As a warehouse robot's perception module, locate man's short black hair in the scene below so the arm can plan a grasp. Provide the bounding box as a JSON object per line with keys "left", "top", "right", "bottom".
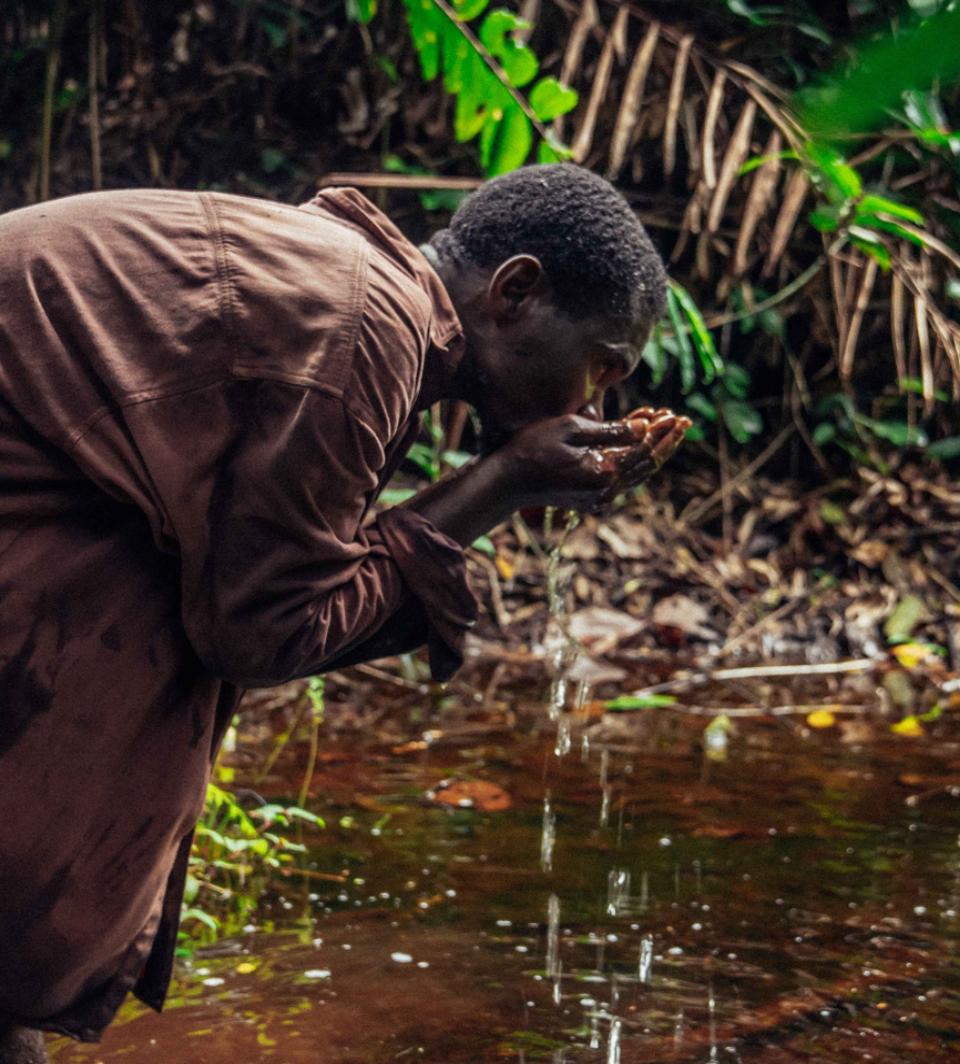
{"left": 430, "top": 163, "right": 667, "bottom": 324}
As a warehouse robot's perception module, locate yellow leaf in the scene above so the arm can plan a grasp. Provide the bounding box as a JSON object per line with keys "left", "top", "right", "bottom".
{"left": 236, "top": 962, "right": 257, "bottom": 974}
{"left": 891, "top": 715, "right": 924, "bottom": 737}
{"left": 891, "top": 642, "right": 931, "bottom": 669}
{"left": 806, "top": 709, "right": 837, "bottom": 728}
{"left": 495, "top": 556, "right": 515, "bottom": 581}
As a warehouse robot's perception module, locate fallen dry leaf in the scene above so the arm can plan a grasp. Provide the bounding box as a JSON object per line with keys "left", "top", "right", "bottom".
{"left": 425, "top": 778, "right": 512, "bottom": 812}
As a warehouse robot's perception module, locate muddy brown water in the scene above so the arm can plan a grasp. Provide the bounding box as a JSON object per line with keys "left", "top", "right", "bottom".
{"left": 51, "top": 676, "right": 960, "bottom": 1063}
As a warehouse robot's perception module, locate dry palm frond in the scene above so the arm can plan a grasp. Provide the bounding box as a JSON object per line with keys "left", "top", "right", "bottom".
{"left": 536, "top": 0, "right": 960, "bottom": 394}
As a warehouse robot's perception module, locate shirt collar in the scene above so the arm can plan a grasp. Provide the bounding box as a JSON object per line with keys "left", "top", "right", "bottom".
{"left": 301, "top": 187, "right": 464, "bottom": 408}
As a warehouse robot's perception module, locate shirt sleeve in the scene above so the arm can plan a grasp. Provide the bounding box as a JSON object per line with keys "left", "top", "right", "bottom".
{"left": 73, "top": 379, "right": 476, "bottom": 687}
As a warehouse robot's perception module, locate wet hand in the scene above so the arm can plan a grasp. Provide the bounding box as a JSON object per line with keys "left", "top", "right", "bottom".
{"left": 498, "top": 409, "right": 690, "bottom": 512}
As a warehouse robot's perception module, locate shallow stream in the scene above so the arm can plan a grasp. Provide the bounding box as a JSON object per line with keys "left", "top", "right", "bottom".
{"left": 52, "top": 673, "right": 960, "bottom": 1062}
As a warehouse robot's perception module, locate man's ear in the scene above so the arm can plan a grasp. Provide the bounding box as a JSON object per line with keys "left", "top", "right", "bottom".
{"left": 487, "top": 254, "right": 545, "bottom": 323}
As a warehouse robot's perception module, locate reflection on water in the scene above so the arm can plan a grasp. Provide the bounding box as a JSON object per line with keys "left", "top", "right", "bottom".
{"left": 51, "top": 674, "right": 960, "bottom": 1063}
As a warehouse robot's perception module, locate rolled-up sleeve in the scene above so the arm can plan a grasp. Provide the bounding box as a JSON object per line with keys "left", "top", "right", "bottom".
{"left": 73, "top": 379, "right": 476, "bottom": 687}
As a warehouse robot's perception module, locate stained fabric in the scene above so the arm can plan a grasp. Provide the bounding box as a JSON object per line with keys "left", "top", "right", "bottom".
{"left": 0, "top": 187, "right": 475, "bottom": 1039}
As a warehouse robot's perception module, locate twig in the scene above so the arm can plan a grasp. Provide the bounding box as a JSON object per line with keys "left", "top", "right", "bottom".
{"left": 625, "top": 657, "right": 877, "bottom": 700}
{"left": 88, "top": 0, "right": 102, "bottom": 190}
{"left": 317, "top": 172, "right": 483, "bottom": 191}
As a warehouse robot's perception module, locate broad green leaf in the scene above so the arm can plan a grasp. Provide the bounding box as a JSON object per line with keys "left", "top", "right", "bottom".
{"left": 404, "top": 0, "right": 441, "bottom": 80}
{"left": 856, "top": 194, "right": 924, "bottom": 225}
{"left": 808, "top": 205, "right": 841, "bottom": 232}
{"left": 853, "top": 412, "right": 926, "bottom": 445}
{"left": 453, "top": 0, "right": 489, "bottom": 18}
{"left": 806, "top": 143, "right": 862, "bottom": 201}
{"left": 854, "top": 216, "right": 926, "bottom": 248}
{"left": 486, "top": 105, "right": 533, "bottom": 175}
{"left": 722, "top": 362, "right": 751, "bottom": 399}
{"left": 813, "top": 422, "right": 836, "bottom": 446}
{"left": 927, "top": 435, "right": 960, "bottom": 460}
{"left": 884, "top": 593, "right": 926, "bottom": 644}
{"left": 478, "top": 9, "right": 538, "bottom": 86}
{"left": 529, "top": 76, "right": 578, "bottom": 122}
{"left": 685, "top": 392, "right": 717, "bottom": 422}
{"left": 719, "top": 397, "right": 763, "bottom": 442}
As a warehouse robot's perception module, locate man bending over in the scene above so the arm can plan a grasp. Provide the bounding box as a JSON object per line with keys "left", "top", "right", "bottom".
{"left": 0, "top": 163, "right": 685, "bottom": 1059}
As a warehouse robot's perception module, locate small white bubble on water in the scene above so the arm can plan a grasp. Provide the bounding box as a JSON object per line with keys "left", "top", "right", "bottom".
{"left": 515, "top": 945, "right": 529, "bottom": 953}
{"left": 658, "top": 836, "right": 672, "bottom": 847}
{"left": 304, "top": 969, "right": 331, "bottom": 980}
{"left": 391, "top": 952, "right": 413, "bottom": 964}
{"left": 496, "top": 919, "right": 512, "bottom": 927}
{"left": 202, "top": 976, "right": 225, "bottom": 987}
{"left": 914, "top": 905, "right": 928, "bottom": 915}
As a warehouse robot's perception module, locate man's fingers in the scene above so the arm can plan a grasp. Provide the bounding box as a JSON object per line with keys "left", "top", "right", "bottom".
{"left": 567, "top": 416, "right": 637, "bottom": 448}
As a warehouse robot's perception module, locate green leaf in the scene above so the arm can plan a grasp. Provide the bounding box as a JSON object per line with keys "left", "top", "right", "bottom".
{"left": 260, "top": 147, "right": 286, "bottom": 174}
{"left": 478, "top": 9, "right": 538, "bottom": 87}
{"left": 813, "top": 422, "right": 836, "bottom": 446}
{"left": 820, "top": 499, "right": 847, "bottom": 525}
{"left": 722, "top": 362, "right": 751, "bottom": 399}
{"left": 669, "top": 280, "right": 724, "bottom": 383}
{"left": 471, "top": 534, "right": 496, "bottom": 555}
{"left": 806, "top": 143, "right": 862, "bottom": 202}
{"left": 529, "top": 77, "right": 578, "bottom": 122}
{"left": 738, "top": 149, "right": 799, "bottom": 176}
{"left": 665, "top": 288, "right": 697, "bottom": 393}
{"left": 808, "top": 205, "right": 842, "bottom": 232}
{"left": 856, "top": 194, "right": 924, "bottom": 226}
{"left": 485, "top": 105, "right": 533, "bottom": 175}
{"left": 605, "top": 693, "right": 677, "bottom": 711}
{"left": 898, "top": 377, "right": 950, "bottom": 402}
{"left": 850, "top": 233, "right": 892, "bottom": 270}
{"left": 719, "top": 397, "right": 763, "bottom": 443}
{"left": 380, "top": 487, "right": 417, "bottom": 505}
{"left": 345, "top": 0, "right": 377, "bottom": 23}
{"left": 927, "top": 435, "right": 960, "bottom": 460}
{"left": 853, "top": 412, "right": 926, "bottom": 445}
{"left": 453, "top": 0, "right": 489, "bottom": 18}
{"left": 404, "top": 0, "right": 441, "bottom": 80}
{"left": 641, "top": 327, "right": 669, "bottom": 389}
{"left": 685, "top": 392, "right": 717, "bottom": 422}
{"left": 884, "top": 594, "right": 925, "bottom": 644}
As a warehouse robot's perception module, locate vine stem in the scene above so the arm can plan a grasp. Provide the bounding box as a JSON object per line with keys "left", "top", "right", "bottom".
{"left": 430, "top": 0, "right": 554, "bottom": 146}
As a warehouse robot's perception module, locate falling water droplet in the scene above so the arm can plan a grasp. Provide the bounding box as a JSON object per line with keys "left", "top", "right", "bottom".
{"left": 607, "top": 868, "right": 630, "bottom": 916}
{"left": 589, "top": 1012, "right": 602, "bottom": 1050}
{"left": 673, "top": 1008, "right": 685, "bottom": 1049}
{"left": 546, "top": 894, "right": 561, "bottom": 977}
{"left": 540, "top": 795, "right": 556, "bottom": 873}
{"left": 581, "top": 732, "right": 591, "bottom": 760}
{"left": 606, "top": 1018, "right": 622, "bottom": 1064}
{"left": 599, "top": 747, "right": 611, "bottom": 827}
{"left": 555, "top": 713, "right": 572, "bottom": 757}
{"left": 639, "top": 934, "right": 653, "bottom": 984}
{"left": 708, "top": 983, "right": 719, "bottom": 1062}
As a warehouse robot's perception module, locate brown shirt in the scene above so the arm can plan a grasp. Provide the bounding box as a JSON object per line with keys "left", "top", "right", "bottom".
{"left": 0, "top": 187, "right": 476, "bottom": 1039}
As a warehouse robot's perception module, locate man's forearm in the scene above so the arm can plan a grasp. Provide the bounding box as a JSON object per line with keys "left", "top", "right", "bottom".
{"left": 400, "top": 450, "right": 523, "bottom": 547}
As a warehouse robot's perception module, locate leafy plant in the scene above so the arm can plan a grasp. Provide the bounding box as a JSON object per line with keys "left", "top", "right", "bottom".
{"left": 367, "top": 0, "right": 579, "bottom": 174}
{"left": 180, "top": 782, "right": 323, "bottom": 952}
